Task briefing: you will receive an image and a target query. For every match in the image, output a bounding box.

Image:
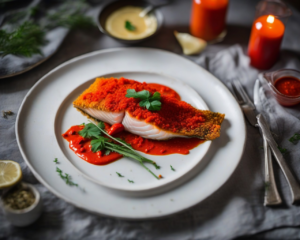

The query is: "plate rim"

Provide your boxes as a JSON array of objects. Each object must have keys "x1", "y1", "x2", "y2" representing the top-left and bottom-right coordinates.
[{"x1": 15, "y1": 47, "x2": 246, "y2": 219}]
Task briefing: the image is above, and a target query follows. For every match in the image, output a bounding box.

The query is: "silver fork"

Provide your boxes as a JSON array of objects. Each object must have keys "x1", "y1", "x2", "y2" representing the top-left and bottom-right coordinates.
[{"x1": 230, "y1": 79, "x2": 282, "y2": 206}]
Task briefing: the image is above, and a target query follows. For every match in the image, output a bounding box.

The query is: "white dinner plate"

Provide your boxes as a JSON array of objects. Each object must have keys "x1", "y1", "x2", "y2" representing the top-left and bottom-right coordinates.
[
  {"x1": 55, "y1": 71, "x2": 211, "y2": 192},
  {"x1": 16, "y1": 48, "x2": 246, "y2": 219}
]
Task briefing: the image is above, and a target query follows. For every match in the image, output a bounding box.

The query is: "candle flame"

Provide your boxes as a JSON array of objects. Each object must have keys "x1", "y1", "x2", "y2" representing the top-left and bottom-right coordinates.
[{"x1": 267, "y1": 15, "x2": 275, "y2": 24}]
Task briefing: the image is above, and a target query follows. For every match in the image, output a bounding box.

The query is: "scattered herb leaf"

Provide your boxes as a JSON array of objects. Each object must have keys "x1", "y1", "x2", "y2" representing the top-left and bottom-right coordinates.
[
  {"x1": 289, "y1": 133, "x2": 300, "y2": 145},
  {"x1": 116, "y1": 172, "x2": 124, "y2": 177},
  {"x1": 125, "y1": 20, "x2": 136, "y2": 31},
  {"x1": 78, "y1": 123, "x2": 101, "y2": 138},
  {"x1": 126, "y1": 89, "x2": 162, "y2": 111},
  {"x1": 170, "y1": 165, "x2": 175, "y2": 171},
  {"x1": 54, "y1": 158, "x2": 59, "y2": 163},
  {"x1": 128, "y1": 179, "x2": 134, "y2": 183},
  {"x1": 278, "y1": 146, "x2": 288, "y2": 154},
  {"x1": 56, "y1": 167, "x2": 78, "y2": 186}
]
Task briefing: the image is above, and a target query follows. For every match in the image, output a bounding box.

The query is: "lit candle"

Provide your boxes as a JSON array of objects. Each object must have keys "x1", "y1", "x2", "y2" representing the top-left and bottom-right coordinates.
[
  {"x1": 248, "y1": 15, "x2": 285, "y2": 69},
  {"x1": 190, "y1": 0, "x2": 228, "y2": 41}
]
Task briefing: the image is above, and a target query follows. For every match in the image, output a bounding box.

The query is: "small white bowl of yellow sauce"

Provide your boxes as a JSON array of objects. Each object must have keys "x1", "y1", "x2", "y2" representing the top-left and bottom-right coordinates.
[{"x1": 98, "y1": 0, "x2": 163, "y2": 43}]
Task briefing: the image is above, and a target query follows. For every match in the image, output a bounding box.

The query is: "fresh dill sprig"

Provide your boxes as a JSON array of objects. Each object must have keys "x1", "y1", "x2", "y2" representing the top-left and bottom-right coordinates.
[
  {"x1": 116, "y1": 172, "x2": 124, "y2": 177},
  {"x1": 56, "y1": 167, "x2": 78, "y2": 187},
  {"x1": 0, "y1": 21, "x2": 46, "y2": 57}
]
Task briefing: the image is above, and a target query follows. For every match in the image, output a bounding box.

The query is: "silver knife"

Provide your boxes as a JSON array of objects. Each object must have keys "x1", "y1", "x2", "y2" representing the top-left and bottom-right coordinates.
[
  {"x1": 232, "y1": 79, "x2": 281, "y2": 205},
  {"x1": 254, "y1": 80, "x2": 300, "y2": 204},
  {"x1": 253, "y1": 80, "x2": 282, "y2": 205}
]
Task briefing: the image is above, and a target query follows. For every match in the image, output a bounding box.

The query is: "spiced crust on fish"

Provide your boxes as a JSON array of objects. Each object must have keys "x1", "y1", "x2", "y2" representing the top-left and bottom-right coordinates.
[{"x1": 73, "y1": 77, "x2": 225, "y2": 140}]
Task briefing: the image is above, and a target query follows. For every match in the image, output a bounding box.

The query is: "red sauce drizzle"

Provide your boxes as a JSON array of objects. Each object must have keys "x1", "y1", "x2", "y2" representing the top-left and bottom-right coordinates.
[{"x1": 275, "y1": 77, "x2": 300, "y2": 97}]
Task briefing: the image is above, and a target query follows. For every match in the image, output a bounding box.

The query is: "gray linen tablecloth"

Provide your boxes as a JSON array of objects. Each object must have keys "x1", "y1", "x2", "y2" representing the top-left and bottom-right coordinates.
[{"x1": 1, "y1": 0, "x2": 300, "y2": 239}]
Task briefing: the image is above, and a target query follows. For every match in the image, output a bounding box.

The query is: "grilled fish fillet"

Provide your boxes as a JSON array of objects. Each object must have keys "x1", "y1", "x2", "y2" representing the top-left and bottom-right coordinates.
[{"x1": 73, "y1": 77, "x2": 225, "y2": 140}]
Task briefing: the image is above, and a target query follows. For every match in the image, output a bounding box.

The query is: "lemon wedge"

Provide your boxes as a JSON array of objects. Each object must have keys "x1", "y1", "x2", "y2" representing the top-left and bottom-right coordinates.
[
  {"x1": 174, "y1": 31, "x2": 207, "y2": 55},
  {"x1": 0, "y1": 160, "x2": 22, "y2": 188}
]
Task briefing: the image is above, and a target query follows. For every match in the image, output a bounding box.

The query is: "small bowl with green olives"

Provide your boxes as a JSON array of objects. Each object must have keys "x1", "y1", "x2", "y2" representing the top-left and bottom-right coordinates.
[{"x1": 0, "y1": 182, "x2": 43, "y2": 227}]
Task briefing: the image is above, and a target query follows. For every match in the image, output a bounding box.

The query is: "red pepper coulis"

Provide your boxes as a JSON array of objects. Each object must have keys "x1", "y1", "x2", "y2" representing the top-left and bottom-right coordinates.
[
  {"x1": 275, "y1": 77, "x2": 300, "y2": 97},
  {"x1": 62, "y1": 84, "x2": 204, "y2": 166}
]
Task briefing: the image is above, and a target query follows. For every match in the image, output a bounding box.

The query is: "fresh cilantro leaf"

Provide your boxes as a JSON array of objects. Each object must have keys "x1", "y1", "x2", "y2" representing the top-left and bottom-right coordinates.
[
  {"x1": 78, "y1": 123, "x2": 101, "y2": 139},
  {"x1": 91, "y1": 136, "x2": 109, "y2": 152},
  {"x1": 150, "y1": 92, "x2": 161, "y2": 101},
  {"x1": 139, "y1": 99, "x2": 148, "y2": 107},
  {"x1": 98, "y1": 121, "x2": 105, "y2": 129},
  {"x1": 128, "y1": 179, "x2": 134, "y2": 183},
  {"x1": 116, "y1": 172, "x2": 124, "y2": 177},
  {"x1": 126, "y1": 89, "x2": 162, "y2": 111},
  {"x1": 289, "y1": 133, "x2": 300, "y2": 144},
  {"x1": 149, "y1": 100, "x2": 161, "y2": 111},
  {"x1": 278, "y1": 146, "x2": 288, "y2": 154},
  {"x1": 125, "y1": 21, "x2": 136, "y2": 31},
  {"x1": 170, "y1": 165, "x2": 175, "y2": 171},
  {"x1": 105, "y1": 149, "x2": 111, "y2": 156}
]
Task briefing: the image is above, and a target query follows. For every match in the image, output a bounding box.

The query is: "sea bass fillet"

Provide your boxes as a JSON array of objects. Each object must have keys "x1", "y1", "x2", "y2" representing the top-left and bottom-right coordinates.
[{"x1": 73, "y1": 77, "x2": 225, "y2": 140}]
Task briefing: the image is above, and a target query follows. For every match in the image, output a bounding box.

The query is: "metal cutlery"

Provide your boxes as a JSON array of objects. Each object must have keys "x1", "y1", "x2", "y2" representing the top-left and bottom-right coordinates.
[
  {"x1": 231, "y1": 79, "x2": 281, "y2": 206},
  {"x1": 232, "y1": 79, "x2": 300, "y2": 204},
  {"x1": 253, "y1": 80, "x2": 282, "y2": 206}
]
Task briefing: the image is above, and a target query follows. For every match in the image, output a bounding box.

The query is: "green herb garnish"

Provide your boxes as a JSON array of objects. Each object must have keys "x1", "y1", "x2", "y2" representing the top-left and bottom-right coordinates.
[
  {"x1": 105, "y1": 149, "x2": 111, "y2": 156},
  {"x1": 170, "y1": 165, "x2": 175, "y2": 171},
  {"x1": 78, "y1": 123, "x2": 102, "y2": 138},
  {"x1": 126, "y1": 89, "x2": 162, "y2": 111},
  {"x1": 125, "y1": 21, "x2": 136, "y2": 31},
  {"x1": 128, "y1": 179, "x2": 134, "y2": 183},
  {"x1": 278, "y1": 146, "x2": 288, "y2": 154},
  {"x1": 0, "y1": 22, "x2": 46, "y2": 57},
  {"x1": 56, "y1": 167, "x2": 78, "y2": 186},
  {"x1": 54, "y1": 158, "x2": 59, "y2": 163},
  {"x1": 289, "y1": 133, "x2": 300, "y2": 145},
  {"x1": 78, "y1": 120, "x2": 161, "y2": 179},
  {"x1": 116, "y1": 172, "x2": 124, "y2": 177},
  {"x1": 0, "y1": 0, "x2": 95, "y2": 57}
]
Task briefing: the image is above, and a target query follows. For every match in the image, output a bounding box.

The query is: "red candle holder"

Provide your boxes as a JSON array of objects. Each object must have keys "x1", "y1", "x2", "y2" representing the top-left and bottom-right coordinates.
[
  {"x1": 190, "y1": 0, "x2": 229, "y2": 42},
  {"x1": 248, "y1": 0, "x2": 292, "y2": 70}
]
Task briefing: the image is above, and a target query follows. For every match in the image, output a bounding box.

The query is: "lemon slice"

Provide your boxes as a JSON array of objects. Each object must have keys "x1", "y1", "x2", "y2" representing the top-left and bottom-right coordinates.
[
  {"x1": 0, "y1": 160, "x2": 22, "y2": 188},
  {"x1": 174, "y1": 31, "x2": 207, "y2": 55}
]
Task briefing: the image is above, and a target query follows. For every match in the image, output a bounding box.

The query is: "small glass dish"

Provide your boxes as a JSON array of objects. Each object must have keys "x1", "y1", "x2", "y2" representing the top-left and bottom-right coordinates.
[
  {"x1": 0, "y1": 182, "x2": 43, "y2": 227},
  {"x1": 260, "y1": 69, "x2": 300, "y2": 107}
]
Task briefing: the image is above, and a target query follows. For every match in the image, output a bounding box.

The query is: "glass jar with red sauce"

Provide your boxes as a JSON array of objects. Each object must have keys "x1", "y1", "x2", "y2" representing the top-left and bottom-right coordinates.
[{"x1": 261, "y1": 69, "x2": 300, "y2": 106}]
